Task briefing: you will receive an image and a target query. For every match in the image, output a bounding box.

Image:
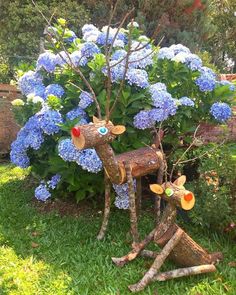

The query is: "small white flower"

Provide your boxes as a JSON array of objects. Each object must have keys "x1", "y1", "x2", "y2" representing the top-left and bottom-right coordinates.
[
  {"x1": 27, "y1": 94, "x2": 44, "y2": 104},
  {"x1": 11, "y1": 99, "x2": 25, "y2": 106},
  {"x1": 171, "y1": 52, "x2": 188, "y2": 63},
  {"x1": 101, "y1": 26, "x2": 118, "y2": 35}
]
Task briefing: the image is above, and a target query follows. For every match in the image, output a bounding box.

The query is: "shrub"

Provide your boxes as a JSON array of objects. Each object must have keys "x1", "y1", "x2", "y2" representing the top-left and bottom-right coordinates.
[
  {"x1": 182, "y1": 144, "x2": 236, "y2": 231},
  {"x1": 11, "y1": 18, "x2": 235, "y2": 206}
]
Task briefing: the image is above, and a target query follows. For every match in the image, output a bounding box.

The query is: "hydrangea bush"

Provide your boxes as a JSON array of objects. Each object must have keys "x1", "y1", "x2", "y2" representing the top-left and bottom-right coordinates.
[{"x1": 11, "y1": 19, "x2": 235, "y2": 206}]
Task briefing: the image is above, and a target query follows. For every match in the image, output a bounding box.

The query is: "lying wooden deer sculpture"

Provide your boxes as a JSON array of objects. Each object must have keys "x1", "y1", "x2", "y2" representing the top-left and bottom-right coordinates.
[
  {"x1": 71, "y1": 117, "x2": 164, "y2": 241},
  {"x1": 112, "y1": 175, "x2": 223, "y2": 292}
]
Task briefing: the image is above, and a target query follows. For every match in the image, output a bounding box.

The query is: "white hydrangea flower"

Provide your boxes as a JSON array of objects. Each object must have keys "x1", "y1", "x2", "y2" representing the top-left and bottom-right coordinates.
[{"x1": 27, "y1": 94, "x2": 44, "y2": 104}]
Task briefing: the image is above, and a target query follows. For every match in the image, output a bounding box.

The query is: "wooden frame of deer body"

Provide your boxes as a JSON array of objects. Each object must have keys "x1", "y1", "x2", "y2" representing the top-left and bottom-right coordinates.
[
  {"x1": 71, "y1": 117, "x2": 165, "y2": 242},
  {"x1": 112, "y1": 175, "x2": 222, "y2": 292}
]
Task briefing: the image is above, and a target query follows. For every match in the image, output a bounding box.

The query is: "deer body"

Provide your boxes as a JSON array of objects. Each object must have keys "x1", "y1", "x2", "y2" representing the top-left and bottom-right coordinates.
[
  {"x1": 71, "y1": 119, "x2": 164, "y2": 241},
  {"x1": 112, "y1": 176, "x2": 222, "y2": 292}
]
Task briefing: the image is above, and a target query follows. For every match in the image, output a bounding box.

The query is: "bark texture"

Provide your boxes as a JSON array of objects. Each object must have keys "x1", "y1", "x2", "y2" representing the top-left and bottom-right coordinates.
[
  {"x1": 156, "y1": 224, "x2": 214, "y2": 267},
  {"x1": 97, "y1": 173, "x2": 111, "y2": 240},
  {"x1": 128, "y1": 228, "x2": 184, "y2": 292},
  {"x1": 153, "y1": 265, "x2": 216, "y2": 281},
  {"x1": 124, "y1": 161, "x2": 139, "y2": 244},
  {"x1": 96, "y1": 144, "x2": 122, "y2": 184},
  {"x1": 116, "y1": 148, "x2": 163, "y2": 182}
]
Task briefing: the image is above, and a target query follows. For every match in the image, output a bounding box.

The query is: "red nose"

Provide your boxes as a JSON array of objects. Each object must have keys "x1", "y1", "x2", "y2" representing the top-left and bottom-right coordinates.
[
  {"x1": 71, "y1": 127, "x2": 81, "y2": 137},
  {"x1": 184, "y1": 193, "x2": 193, "y2": 202}
]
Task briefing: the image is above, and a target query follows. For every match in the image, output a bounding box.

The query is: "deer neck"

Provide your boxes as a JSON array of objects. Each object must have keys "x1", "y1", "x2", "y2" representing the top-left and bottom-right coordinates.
[{"x1": 95, "y1": 143, "x2": 122, "y2": 184}]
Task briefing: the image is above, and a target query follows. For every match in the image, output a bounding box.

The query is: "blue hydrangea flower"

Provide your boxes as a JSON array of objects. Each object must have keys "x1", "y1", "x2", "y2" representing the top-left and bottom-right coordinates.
[
  {"x1": 81, "y1": 42, "x2": 100, "y2": 58},
  {"x1": 210, "y1": 102, "x2": 231, "y2": 122},
  {"x1": 195, "y1": 74, "x2": 216, "y2": 92},
  {"x1": 199, "y1": 67, "x2": 216, "y2": 79},
  {"x1": 184, "y1": 54, "x2": 202, "y2": 71},
  {"x1": 70, "y1": 50, "x2": 88, "y2": 67},
  {"x1": 102, "y1": 61, "x2": 125, "y2": 82},
  {"x1": 38, "y1": 110, "x2": 63, "y2": 135},
  {"x1": 36, "y1": 51, "x2": 58, "y2": 73},
  {"x1": 45, "y1": 84, "x2": 65, "y2": 98},
  {"x1": 97, "y1": 30, "x2": 126, "y2": 46},
  {"x1": 47, "y1": 174, "x2": 61, "y2": 189},
  {"x1": 58, "y1": 139, "x2": 81, "y2": 162},
  {"x1": 179, "y1": 97, "x2": 195, "y2": 107},
  {"x1": 113, "y1": 180, "x2": 136, "y2": 210},
  {"x1": 169, "y1": 44, "x2": 191, "y2": 55},
  {"x1": 10, "y1": 115, "x2": 44, "y2": 168},
  {"x1": 10, "y1": 149, "x2": 30, "y2": 168},
  {"x1": 79, "y1": 91, "x2": 94, "y2": 109},
  {"x1": 150, "y1": 90, "x2": 173, "y2": 108},
  {"x1": 149, "y1": 108, "x2": 167, "y2": 122},
  {"x1": 82, "y1": 24, "x2": 99, "y2": 35},
  {"x1": 129, "y1": 47, "x2": 153, "y2": 69},
  {"x1": 66, "y1": 107, "x2": 87, "y2": 121},
  {"x1": 35, "y1": 184, "x2": 51, "y2": 201},
  {"x1": 157, "y1": 47, "x2": 175, "y2": 60},
  {"x1": 149, "y1": 83, "x2": 167, "y2": 96},
  {"x1": 133, "y1": 110, "x2": 155, "y2": 129},
  {"x1": 18, "y1": 71, "x2": 44, "y2": 96},
  {"x1": 111, "y1": 50, "x2": 127, "y2": 62},
  {"x1": 126, "y1": 69, "x2": 149, "y2": 88},
  {"x1": 24, "y1": 129, "x2": 44, "y2": 150},
  {"x1": 77, "y1": 149, "x2": 102, "y2": 173},
  {"x1": 219, "y1": 80, "x2": 235, "y2": 91}
]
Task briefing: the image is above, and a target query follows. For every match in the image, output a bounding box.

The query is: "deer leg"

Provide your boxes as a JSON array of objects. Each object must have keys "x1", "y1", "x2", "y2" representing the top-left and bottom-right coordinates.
[
  {"x1": 128, "y1": 228, "x2": 183, "y2": 293},
  {"x1": 97, "y1": 173, "x2": 111, "y2": 240},
  {"x1": 153, "y1": 264, "x2": 216, "y2": 281},
  {"x1": 154, "y1": 160, "x2": 164, "y2": 224},
  {"x1": 112, "y1": 228, "x2": 156, "y2": 267},
  {"x1": 136, "y1": 177, "x2": 142, "y2": 218},
  {"x1": 112, "y1": 203, "x2": 176, "y2": 267},
  {"x1": 124, "y1": 161, "x2": 139, "y2": 244}
]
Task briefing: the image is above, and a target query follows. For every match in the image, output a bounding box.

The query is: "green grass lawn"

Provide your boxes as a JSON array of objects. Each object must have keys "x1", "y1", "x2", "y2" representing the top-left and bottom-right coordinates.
[{"x1": 0, "y1": 164, "x2": 236, "y2": 295}]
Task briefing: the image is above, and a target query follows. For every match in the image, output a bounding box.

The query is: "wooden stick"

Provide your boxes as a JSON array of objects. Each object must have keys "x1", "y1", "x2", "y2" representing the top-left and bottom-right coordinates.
[
  {"x1": 154, "y1": 161, "x2": 164, "y2": 224},
  {"x1": 128, "y1": 228, "x2": 183, "y2": 292},
  {"x1": 112, "y1": 203, "x2": 176, "y2": 267},
  {"x1": 154, "y1": 203, "x2": 177, "y2": 242},
  {"x1": 97, "y1": 174, "x2": 111, "y2": 240},
  {"x1": 136, "y1": 177, "x2": 142, "y2": 217},
  {"x1": 124, "y1": 161, "x2": 139, "y2": 244},
  {"x1": 140, "y1": 249, "x2": 158, "y2": 259},
  {"x1": 111, "y1": 228, "x2": 156, "y2": 267},
  {"x1": 153, "y1": 264, "x2": 216, "y2": 281}
]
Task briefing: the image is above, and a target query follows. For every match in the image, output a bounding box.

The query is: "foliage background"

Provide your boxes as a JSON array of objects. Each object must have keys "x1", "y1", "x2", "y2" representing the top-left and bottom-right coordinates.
[{"x1": 0, "y1": 0, "x2": 236, "y2": 82}]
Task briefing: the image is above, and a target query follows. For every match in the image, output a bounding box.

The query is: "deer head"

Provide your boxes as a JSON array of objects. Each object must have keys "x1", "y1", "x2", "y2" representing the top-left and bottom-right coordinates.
[
  {"x1": 71, "y1": 116, "x2": 126, "y2": 150},
  {"x1": 150, "y1": 175, "x2": 195, "y2": 210}
]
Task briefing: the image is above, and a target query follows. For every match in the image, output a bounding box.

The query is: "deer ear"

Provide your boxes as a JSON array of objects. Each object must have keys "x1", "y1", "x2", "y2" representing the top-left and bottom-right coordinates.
[
  {"x1": 173, "y1": 175, "x2": 186, "y2": 187},
  {"x1": 92, "y1": 116, "x2": 100, "y2": 124},
  {"x1": 111, "y1": 125, "x2": 126, "y2": 135},
  {"x1": 149, "y1": 184, "x2": 164, "y2": 195}
]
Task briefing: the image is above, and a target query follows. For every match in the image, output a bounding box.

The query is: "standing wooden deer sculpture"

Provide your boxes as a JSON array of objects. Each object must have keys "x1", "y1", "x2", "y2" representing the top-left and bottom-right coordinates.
[
  {"x1": 112, "y1": 175, "x2": 223, "y2": 292},
  {"x1": 71, "y1": 117, "x2": 164, "y2": 242}
]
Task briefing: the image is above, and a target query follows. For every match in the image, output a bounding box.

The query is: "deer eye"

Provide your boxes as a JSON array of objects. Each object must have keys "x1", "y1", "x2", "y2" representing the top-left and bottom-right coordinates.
[{"x1": 98, "y1": 126, "x2": 108, "y2": 135}]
